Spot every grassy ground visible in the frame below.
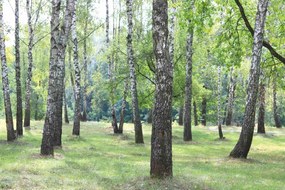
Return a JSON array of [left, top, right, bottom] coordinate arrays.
[[0, 120, 284, 190]]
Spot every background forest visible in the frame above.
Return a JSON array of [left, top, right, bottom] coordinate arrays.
[[1, 0, 285, 127]]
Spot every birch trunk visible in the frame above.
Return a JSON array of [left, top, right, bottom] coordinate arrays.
[[72, 0, 81, 136], [15, 0, 23, 136], [54, 0, 75, 146], [217, 66, 224, 139], [126, 0, 144, 143], [230, 0, 269, 158], [118, 80, 129, 134], [0, 1, 16, 141], [81, 0, 91, 122], [183, 24, 194, 141], [151, 0, 173, 178], [24, 0, 33, 129], [41, 0, 74, 155]]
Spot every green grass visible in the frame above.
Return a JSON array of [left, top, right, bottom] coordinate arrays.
[[0, 120, 284, 190]]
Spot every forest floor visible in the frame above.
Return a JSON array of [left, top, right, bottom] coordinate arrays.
[[0, 120, 284, 190]]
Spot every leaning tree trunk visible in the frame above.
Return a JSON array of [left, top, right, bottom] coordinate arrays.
[[15, 0, 23, 136], [225, 67, 236, 126], [41, 0, 74, 155], [229, 0, 269, 158], [183, 22, 194, 141], [201, 97, 207, 126], [72, 0, 81, 136], [257, 73, 266, 134], [118, 80, 129, 134], [150, 0, 173, 178], [126, 0, 144, 143], [178, 105, 183, 126], [217, 66, 224, 139], [0, 1, 16, 141], [193, 100, 198, 126]]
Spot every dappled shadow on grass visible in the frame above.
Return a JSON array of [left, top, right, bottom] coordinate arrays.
[[115, 176, 211, 190]]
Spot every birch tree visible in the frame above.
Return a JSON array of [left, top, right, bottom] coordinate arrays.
[[72, 0, 81, 136], [41, 0, 74, 155], [126, 0, 144, 143], [151, 0, 173, 178], [229, 0, 269, 158], [0, 0, 16, 141]]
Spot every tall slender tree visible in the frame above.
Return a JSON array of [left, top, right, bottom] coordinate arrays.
[[184, 19, 194, 141], [126, 0, 144, 143], [118, 80, 129, 134], [41, 0, 74, 155], [0, 0, 16, 141], [24, 0, 42, 129], [81, 0, 91, 122], [151, 0, 173, 178], [106, 0, 119, 133], [217, 66, 224, 139], [15, 0, 23, 136], [257, 71, 266, 133], [229, 0, 269, 158], [72, 0, 81, 136], [225, 67, 236, 126]]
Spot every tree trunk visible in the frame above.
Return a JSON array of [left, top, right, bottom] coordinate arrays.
[[193, 100, 198, 126], [72, 0, 81, 136], [273, 74, 282, 128], [229, 0, 269, 158], [183, 21, 194, 141], [118, 80, 129, 134], [151, 0, 172, 178], [126, 0, 144, 143], [178, 105, 183, 126], [24, 0, 33, 129], [201, 97, 207, 126], [41, 0, 74, 155], [0, 2, 16, 141], [81, 0, 90, 122], [106, 0, 119, 133], [15, 0, 23, 136], [225, 67, 236, 126], [217, 66, 224, 139], [64, 87, 69, 124], [257, 73, 265, 134], [54, 0, 74, 147], [34, 94, 39, 120]]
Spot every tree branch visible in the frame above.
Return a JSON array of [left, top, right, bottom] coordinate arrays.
[[234, 0, 285, 65]]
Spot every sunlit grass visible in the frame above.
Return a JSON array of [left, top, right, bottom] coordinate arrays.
[[0, 120, 284, 189]]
